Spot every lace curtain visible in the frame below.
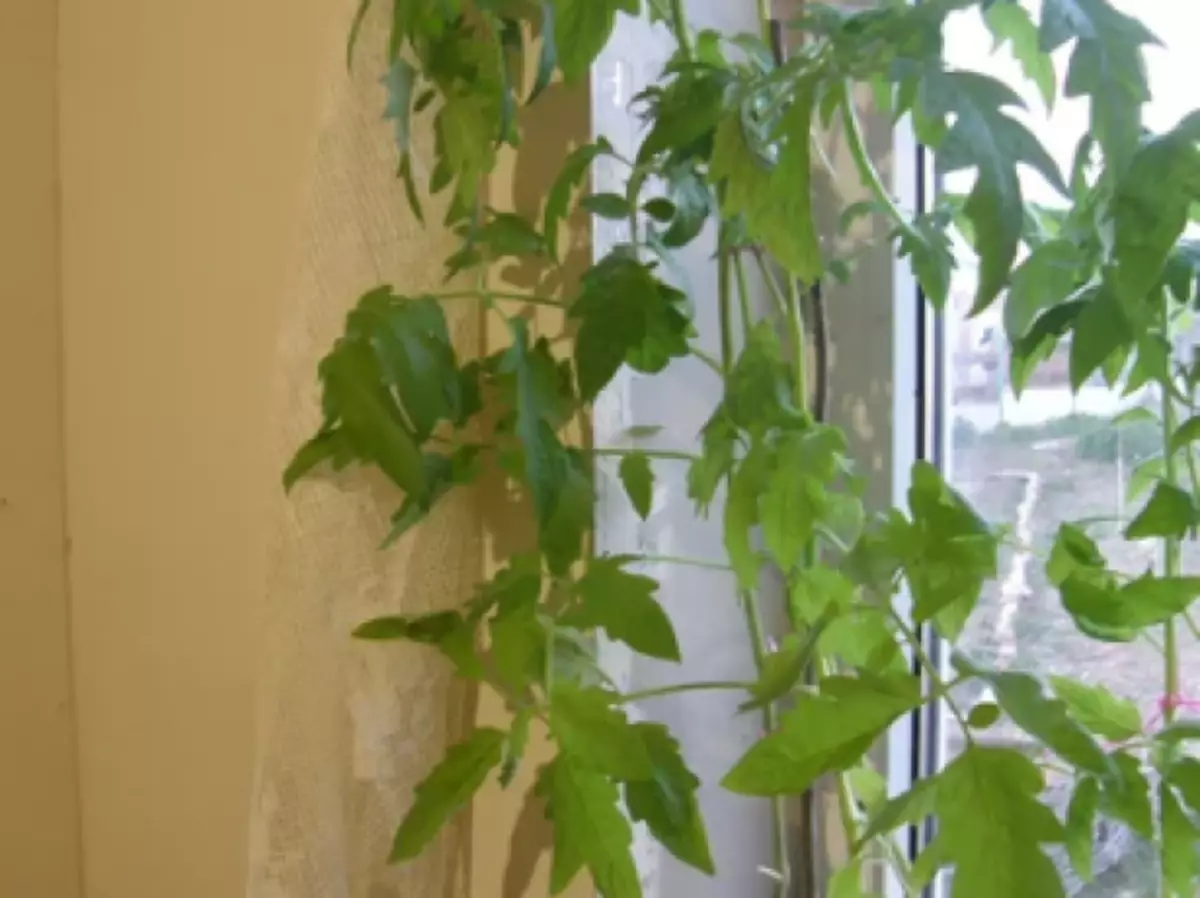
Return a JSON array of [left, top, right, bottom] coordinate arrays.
[[245, 3, 482, 895]]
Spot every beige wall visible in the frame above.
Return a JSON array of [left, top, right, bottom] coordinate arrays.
[[0, 2, 81, 896], [57, 0, 338, 895]]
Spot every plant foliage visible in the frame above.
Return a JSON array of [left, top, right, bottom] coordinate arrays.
[[290, 1, 1200, 895]]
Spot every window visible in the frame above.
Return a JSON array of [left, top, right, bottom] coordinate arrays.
[[936, 4, 1200, 896]]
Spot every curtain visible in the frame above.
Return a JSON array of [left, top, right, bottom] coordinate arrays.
[[245, 3, 482, 896]]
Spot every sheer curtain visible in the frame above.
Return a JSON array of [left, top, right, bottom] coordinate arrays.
[[244, 3, 483, 896]]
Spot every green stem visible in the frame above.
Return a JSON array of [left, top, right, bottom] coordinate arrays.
[[734, 250, 755, 334], [719, 221, 788, 897], [618, 680, 755, 704], [786, 277, 809, 414], [890, 609, 974, 744], [690, 346, 724, 377], [1161, 383, 1182, 898], [637, 554, 734, 573], [436, 290, 564, 309], [591, 447, 698, 462], [752, 249, 790, 319], [669, 0, 694, 59], [840, 86, 921, 244]]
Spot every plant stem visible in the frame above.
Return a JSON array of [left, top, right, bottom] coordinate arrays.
[[1162, 386, 1182, 727], [890, 609, 974, 744], [719, 221, 789, 897], [591, 447, 698, 462], [690, 346, 725, 376], [618, 680, 755, 704], [757, 0, 772, 45], [637, 554, 734, 573], [669, 0, 694, 59], [734, 251, 755, 334], [437, 289, 564, 309], [786, 277, 809, 414], [840, 86, 921, 244]]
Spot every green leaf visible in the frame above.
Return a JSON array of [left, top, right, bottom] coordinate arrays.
[[635, 65, 730, 165], [543, 139, 612, 260], [710, 80, 822, 282], [857, 774, 940, 848], [967, 702, 1002, 730], [562, 556, 680, 661], [541, 448, 593, 575], [623, 724, 714, 874], [725, 443, 771, 591], [582, 192, 632, 220], [1065, 777, 1100, 882], [353, 609, 484, 677], [319, 339, 426, 495], [1170, 415, 1200, 457], [659, 165, 712, 248], [1168, 756, 1200, 814], [390, 727, 506, 861], [549, 684, 652, 780], [1040, 0, 1158, 170], [725, 322, 799, 435], [1101, 750, 1154, 838], [571, 254, 690, 400], [965, 667, 1112, 776], [538, 757, 641, 897], [828, 859, 871, 898], [789, 565, 858, 624], [687, 408, 736, 512], [490, 603, 546, 691], [283, 428, 355, 491], [985, 1, 1055, 110], [1048, 676, 1142, 741], [937, 747, 1066, 898], [618, 452, 654, 520], [382, 447, 481, 547], [501, 708, 534, 787], [505, 317, 570, 527], [1160, 722, 1200, 745], [383, 58, 418, 155], [1046, 523, 1107, 587], [761, 427, 847, 571], [896, 211, 956, 309], [530, 1, 557, 102], [1161, 784, 1200, 898], [1128, 455, 1165, 502], [554, 0, 634, 83], [1068, 286, 1130, 390], [919, 70, 1065, 311], [1062, 573, 1200, 638], [741, 625, 827, 712], [1011, 298, 1086, 394], [1125, 482, 1197, 540], [1112, 115, 1200, 309], [723, 673, 921, 796], [900, 462, 998, 639]]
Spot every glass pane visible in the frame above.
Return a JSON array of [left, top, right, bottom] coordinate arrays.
[[940, 4, 1200, 896]]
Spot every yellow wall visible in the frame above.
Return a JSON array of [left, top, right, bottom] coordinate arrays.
[[0, 2, 81, 896], [57, 0, 337, 895]]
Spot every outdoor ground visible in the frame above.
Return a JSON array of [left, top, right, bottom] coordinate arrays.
[[946, 410, 1200, 897]]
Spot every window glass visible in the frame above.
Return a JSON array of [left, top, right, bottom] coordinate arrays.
[[940, 4, 1200, 896]]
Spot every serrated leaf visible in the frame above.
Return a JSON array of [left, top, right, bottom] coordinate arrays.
[[490, 603, 545, 691], [937, 747, 1066, 898], [1011, 298, 1087, 394], [571, 254, 690, 400], [1040, 0, 1158, 170], [618, 452, 654, 520], [382, 447, 481, 547], [725, 443, 771, 591], [761, 427, 847, 571], [964, 667, 1112, 776], [1046, 523, 1107, 587], [900, 462, 998, 639], [1065, 777, 1100, 881], [919, 70, 1065, 312], [1062, 572, 1200, 639], [1049, 676, 1142, 741], [687, 408, 737, 512], [554, 0, 634, 83], [501, 708, 534, 787], [623, 723, 714, 874], [354, 609, 484, 677], [1112, 114, 1200, 309], [1101, 750, 1153, 838], [710, 80, 822, 282], [505, 317, 570, 527], [985, 1, 1055, 109], [659, 165, 712, 248], [1168, 756, 1200, 815], [1128, 455, 1165, 502], [562, 556, 680, 661], [723, 673, 921, 796], [549, 684, 652, 780], [318, 339, 426, 495], [789, 565, 858, 624], [1125, 482, 1197, 540], [857, 773, 940, 848], [539, 757, 641, 897], [390, 727, 506, 861]]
